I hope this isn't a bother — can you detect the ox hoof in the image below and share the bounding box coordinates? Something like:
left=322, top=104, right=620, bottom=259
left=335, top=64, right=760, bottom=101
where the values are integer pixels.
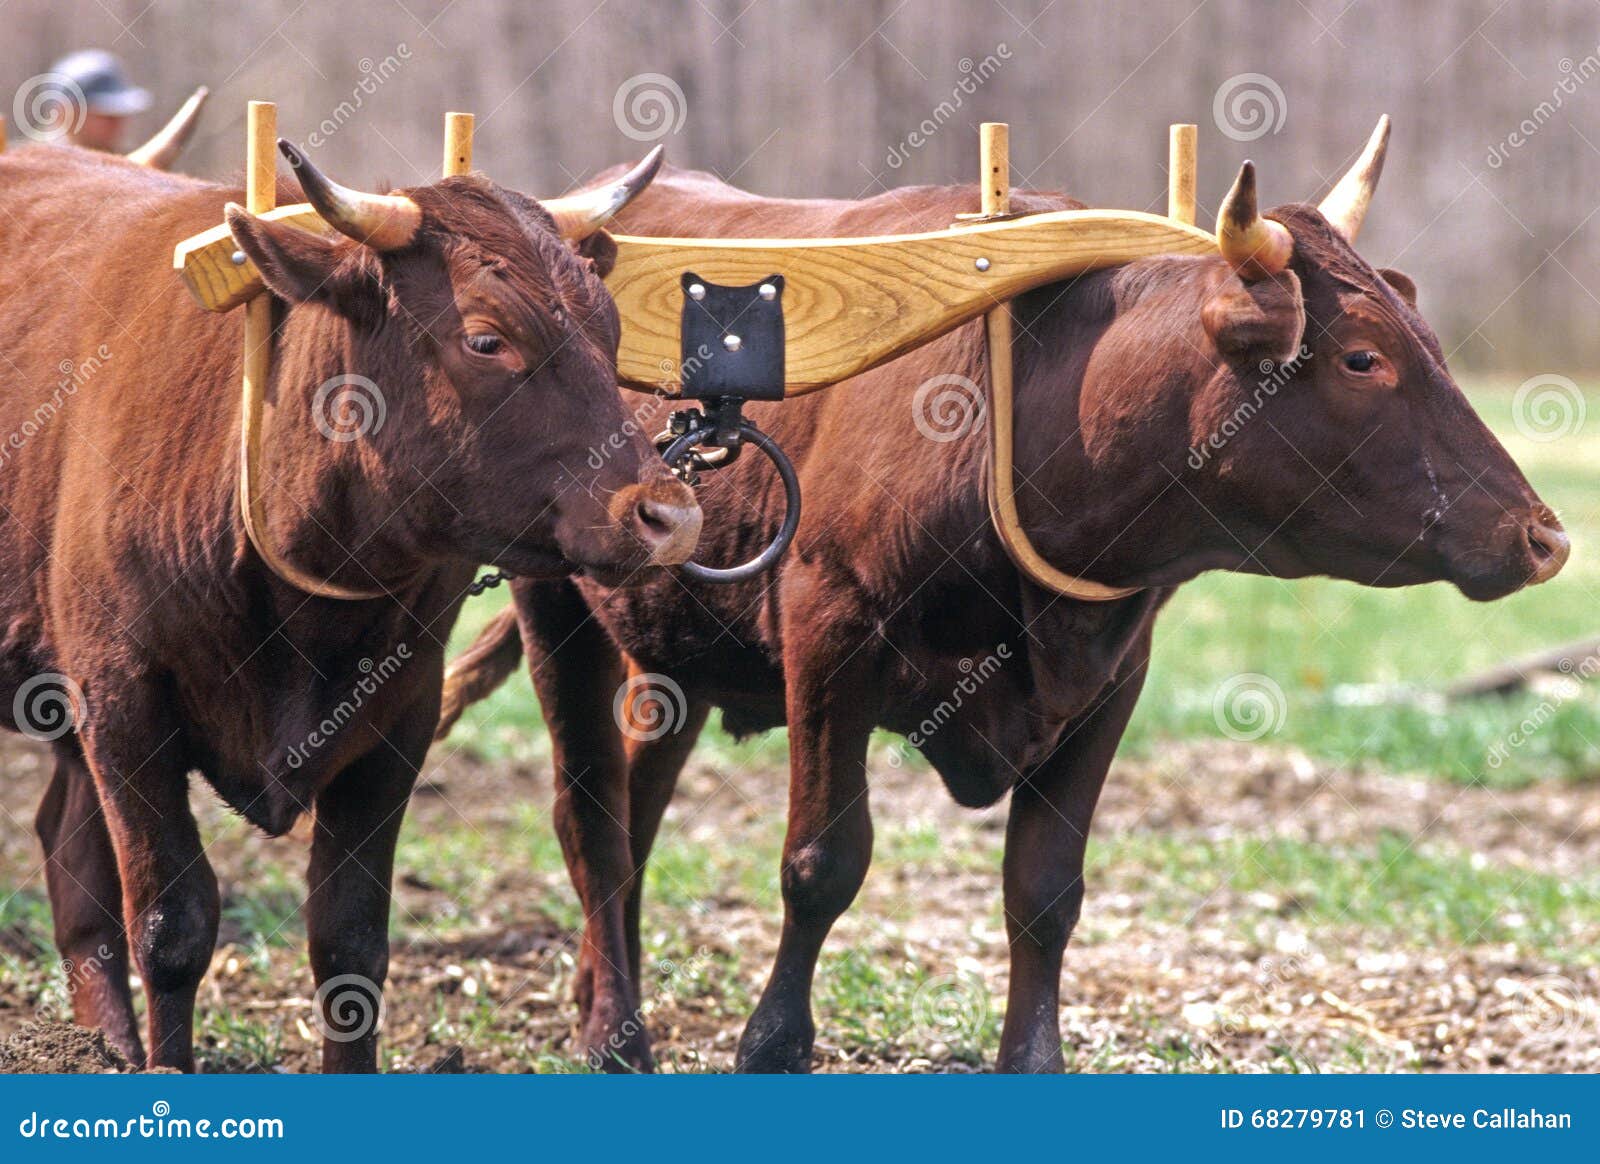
left=579, top=1007, right=656, bottom=1074
left=734, top=1011, right=814, bottom=1074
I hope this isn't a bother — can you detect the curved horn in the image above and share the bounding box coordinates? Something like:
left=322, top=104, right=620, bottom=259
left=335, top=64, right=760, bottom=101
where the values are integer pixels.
left=126, top=86, right=209, bottom=169
left=1318, top=115, right=1390, bottom=242
left=541, top=145, right=664, bottom=240
left=1217, top=160, right=1293, bottom=280
left=277, top=138, right=421, bottom=251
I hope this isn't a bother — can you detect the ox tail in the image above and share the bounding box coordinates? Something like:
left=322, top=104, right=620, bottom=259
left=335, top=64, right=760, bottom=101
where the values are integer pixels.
left=436, top=607, right=525, bottom=740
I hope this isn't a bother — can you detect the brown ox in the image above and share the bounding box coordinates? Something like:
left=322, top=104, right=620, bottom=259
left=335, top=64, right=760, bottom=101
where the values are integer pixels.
left=441, top=125, right=1568, bottom=1072
left=0, top=141, right=699, bottom=1071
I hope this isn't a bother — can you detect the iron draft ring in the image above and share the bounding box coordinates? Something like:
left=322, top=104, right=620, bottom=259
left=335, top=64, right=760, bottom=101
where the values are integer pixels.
left=659, top=419, right=801, bottom=584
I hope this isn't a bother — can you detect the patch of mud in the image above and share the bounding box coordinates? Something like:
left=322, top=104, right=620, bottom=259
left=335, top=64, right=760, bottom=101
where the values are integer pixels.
left=0, top=1020, right=129, bottom=1074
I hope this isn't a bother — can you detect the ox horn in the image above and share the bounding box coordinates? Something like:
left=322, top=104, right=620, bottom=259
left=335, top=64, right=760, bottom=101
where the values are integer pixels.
left=126, top=86, right=209, bottom=169
left=1216, top=160, right=1294, bottom=280
left=541, top=144, right=664, bottom=240
left=1317, top=114, right=1390, bottom=243
left=277, top=139, right=422, bottom=251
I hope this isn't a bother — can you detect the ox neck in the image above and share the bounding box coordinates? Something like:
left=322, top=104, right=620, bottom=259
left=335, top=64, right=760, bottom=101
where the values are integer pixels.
left=997, top=266, right=1230, bottom=592
left=245, top=320, right=434, bottom=599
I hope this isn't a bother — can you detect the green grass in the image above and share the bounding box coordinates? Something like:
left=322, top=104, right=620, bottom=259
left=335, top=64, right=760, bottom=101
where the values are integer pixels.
left=1085, top=831, right=1600, bottom=959
left=448, top=378, right=1600, bottom=788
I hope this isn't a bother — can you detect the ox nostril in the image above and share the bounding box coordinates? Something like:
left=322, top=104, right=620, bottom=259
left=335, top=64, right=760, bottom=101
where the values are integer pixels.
left=632, top=489, right=703, bottom=566
left=1525, top=518, right=1570, bottom=584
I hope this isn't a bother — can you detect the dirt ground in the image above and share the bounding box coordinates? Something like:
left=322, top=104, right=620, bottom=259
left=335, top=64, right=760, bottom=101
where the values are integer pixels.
left=0, top=728, right=1596, bottom=1073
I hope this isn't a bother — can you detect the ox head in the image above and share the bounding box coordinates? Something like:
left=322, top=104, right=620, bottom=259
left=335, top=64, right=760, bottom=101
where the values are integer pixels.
left=223, top=143, right=700, bottom=586
left=1138, top=118, right=1565, bottom=600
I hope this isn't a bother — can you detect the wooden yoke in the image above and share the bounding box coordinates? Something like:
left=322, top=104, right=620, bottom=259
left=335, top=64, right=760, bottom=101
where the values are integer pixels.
left=980, top=123, right=1137, bottom=603
left=232, top=107, right=474, bottom=601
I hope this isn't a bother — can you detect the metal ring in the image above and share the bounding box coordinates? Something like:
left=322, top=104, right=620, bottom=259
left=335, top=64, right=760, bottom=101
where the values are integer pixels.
left=660, top=419, right=801, bottom=584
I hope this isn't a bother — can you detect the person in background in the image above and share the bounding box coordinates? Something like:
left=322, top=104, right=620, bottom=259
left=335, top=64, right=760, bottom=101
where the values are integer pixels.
left=40, top=49, right=152, bottom=151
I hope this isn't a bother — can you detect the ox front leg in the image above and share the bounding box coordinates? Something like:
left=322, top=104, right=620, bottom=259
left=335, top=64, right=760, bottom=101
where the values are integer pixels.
left=736, top=638, right=876, bottom=1074
left=304, top=712, right=426, bottom=1073
left=80, top=710, right=218, bottom=1073
left=998, top=662, right=1146, bottom=1072
left=36, top=741, right=143, bottom=1065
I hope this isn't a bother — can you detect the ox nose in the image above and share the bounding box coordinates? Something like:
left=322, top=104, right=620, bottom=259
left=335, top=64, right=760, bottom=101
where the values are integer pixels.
left=1525, top=511, right=1570, bottom=586
left=629, top=480, right=703, bottom=566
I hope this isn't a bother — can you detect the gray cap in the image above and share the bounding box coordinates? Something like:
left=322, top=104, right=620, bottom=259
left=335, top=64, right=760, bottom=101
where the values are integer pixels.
left=44, top=49, right=151, bottom=116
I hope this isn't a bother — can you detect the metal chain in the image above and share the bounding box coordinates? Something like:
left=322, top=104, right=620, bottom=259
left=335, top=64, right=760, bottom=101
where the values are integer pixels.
left=466, top=569, right=512, bottom=597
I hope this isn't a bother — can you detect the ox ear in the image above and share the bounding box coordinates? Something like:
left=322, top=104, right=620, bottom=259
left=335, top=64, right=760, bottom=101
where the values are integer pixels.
left=225, top=204, right=366, bottom=307
left=1379, top=267, right=1418, bottom=308
left=574, top=229, right=618, bottom=278
left=1201, top=269, right=1307, bottom=363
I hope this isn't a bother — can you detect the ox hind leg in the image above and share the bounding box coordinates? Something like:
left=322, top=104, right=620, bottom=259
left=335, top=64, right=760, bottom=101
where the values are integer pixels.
left=517, top=579, right=658, bottom=1071
left=35, top=740, right=143, bottom=1065
left=735, top=609, right=876, bottom=1073
left=997, top=656, right=1147, bottom=1072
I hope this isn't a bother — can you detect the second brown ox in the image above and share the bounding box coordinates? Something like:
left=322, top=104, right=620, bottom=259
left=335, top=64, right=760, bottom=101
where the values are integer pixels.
left=441, top=119, right=1568, bottom=1072
left=0, top=139, right=699, bottom=1071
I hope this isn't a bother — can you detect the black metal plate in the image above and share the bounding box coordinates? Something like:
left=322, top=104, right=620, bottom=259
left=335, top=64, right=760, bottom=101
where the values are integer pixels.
left=679, top=273, right=785, bottom=401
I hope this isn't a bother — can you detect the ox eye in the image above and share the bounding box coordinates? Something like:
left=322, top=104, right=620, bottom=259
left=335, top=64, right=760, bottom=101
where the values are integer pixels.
left=1342, top=350, right=1379, bottom=373
left=465, top=333, right=504, bottom=357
